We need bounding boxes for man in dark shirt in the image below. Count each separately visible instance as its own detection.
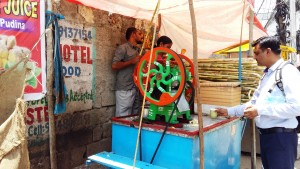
[112,27,143,117]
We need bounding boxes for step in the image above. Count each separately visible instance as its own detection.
[86,151,167,169]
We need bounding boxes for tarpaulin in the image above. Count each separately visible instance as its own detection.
[67,0,267,58]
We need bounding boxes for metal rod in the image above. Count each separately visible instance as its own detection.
[289,0,297,64]
[249,5,257,169]
[251,119,257,169]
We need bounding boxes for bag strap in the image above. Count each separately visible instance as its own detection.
[268,61,291,96]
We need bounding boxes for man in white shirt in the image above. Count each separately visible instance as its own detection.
[216,36,300,169]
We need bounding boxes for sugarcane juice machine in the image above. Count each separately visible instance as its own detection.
[134,47,195,124]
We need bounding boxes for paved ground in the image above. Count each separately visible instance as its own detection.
[240,153,262,169]
[241,153,300,169]
[240,134,300,169]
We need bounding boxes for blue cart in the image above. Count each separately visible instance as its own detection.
[87,115,243,169]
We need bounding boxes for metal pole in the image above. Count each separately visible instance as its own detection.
[249,6,257,169]
[276,0,287,45]
[187,0,203,168]
[46,0,57,168]
[249,10,254,58]
[290,0,297,64]
[290,0,296,49]
[250,120,256,169]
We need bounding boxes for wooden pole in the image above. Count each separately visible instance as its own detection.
[249,6,257,169]
[187,0,204,168]
[46,1,57,168]
[47,25,58,169]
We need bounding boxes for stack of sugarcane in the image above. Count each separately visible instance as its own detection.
[185,58,264,103]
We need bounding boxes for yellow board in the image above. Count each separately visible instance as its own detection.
[214,42,296,61]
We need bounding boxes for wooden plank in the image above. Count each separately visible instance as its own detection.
[200,87,241,93]
[200,97,241,103]
[200,94,241,100]
[200,90,241,97]
[200,99,240,106]
[199,82,241,87]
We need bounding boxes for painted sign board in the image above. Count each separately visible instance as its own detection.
[59,20,95,113]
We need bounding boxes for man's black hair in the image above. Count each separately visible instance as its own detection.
[251,36,281,55]
[126,27,137,41]
[156,36,172,46]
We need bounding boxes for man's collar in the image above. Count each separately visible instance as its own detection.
[127,41,137,48]
[127,41,134,47]
[267,58,284,72]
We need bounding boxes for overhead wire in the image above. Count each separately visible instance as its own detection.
[255,0,265,15]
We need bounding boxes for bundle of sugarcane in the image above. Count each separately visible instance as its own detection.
[184,58,264,103]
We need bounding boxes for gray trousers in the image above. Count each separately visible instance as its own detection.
[115,88,140,117]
